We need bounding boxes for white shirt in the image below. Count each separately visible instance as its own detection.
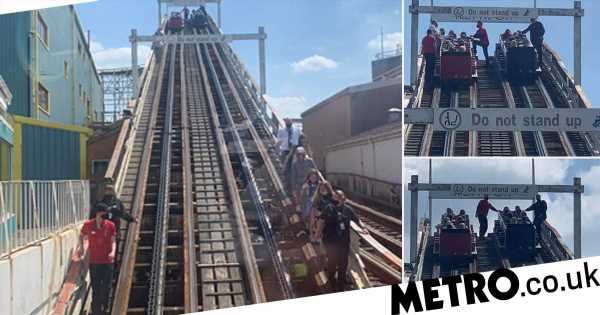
[277,125,300,151]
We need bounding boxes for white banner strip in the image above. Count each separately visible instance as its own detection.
[0,0,97,15]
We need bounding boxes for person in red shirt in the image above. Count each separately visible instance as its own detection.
[472,21,490,64]
[421,29,437,86]
[78,203,116,315]
[475,194,498,238]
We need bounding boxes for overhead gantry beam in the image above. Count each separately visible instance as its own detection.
[130,28,267,98]
[409,1,584,86]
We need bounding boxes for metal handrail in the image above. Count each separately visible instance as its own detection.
[0,180,90,257]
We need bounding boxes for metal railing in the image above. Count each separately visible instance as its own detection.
[0,180,90,257]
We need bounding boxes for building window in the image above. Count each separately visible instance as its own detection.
[79,84,82,100]
[37,14,49,47]
[64,61,68,79]
[78,42,82,55]
[37,83,49,113]
[92,160,109,177]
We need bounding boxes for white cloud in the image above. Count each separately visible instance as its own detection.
[291,55,339,73]
[90,40,152,69]
[368,32,402,53]
[264,95,308,118]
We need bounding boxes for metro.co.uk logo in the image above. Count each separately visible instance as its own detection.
[392,262,600,314]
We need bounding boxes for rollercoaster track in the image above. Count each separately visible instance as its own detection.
[344,202,402,286]
[185,40,265,311]
[475,61,517,156]
[111,41,171,315]
[111,36,271,314]
[405,85,434,156]
[200,38,296,301]
[106,15,404,314]
[405,48,596,156]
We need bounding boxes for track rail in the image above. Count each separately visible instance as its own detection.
[405,49,596,156]
[106,13,403,314]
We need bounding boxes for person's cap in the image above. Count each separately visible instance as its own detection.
[296,147,306,154]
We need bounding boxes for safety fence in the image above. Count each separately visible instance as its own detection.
[0,180,90,257]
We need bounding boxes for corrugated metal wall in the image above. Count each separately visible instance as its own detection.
[0,12,31,117]
[21,124,80,180]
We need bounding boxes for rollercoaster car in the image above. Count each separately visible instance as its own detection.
[433,213,477,262]
[438,35,477,86]
[166,13,184,34]
[495,31,538,84]
[494,210,536,258]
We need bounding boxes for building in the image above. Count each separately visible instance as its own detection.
[372,51,402,81]
[301,76,401,170]
[325,119,402,212]
[0,76,14,180]
[0,6,103,180]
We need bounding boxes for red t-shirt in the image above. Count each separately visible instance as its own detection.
[475,28,489,46]
[81,219,116,264]
[476,200,494,217]
[422,35,436,54]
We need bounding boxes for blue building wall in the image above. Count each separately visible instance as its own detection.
[0,6,101,180]
[0,12,32,118]
[0,6,103,127]
[21,124,81,180]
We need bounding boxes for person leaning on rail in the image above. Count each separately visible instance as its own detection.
[522,17,546,68]
[525,194,548,245]
[315,190,369,292]
[78,203,116,315]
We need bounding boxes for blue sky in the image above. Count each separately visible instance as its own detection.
[404,0,600,107]
[75,0,401,118]
[404,158,600,260]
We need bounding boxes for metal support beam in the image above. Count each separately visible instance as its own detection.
[410,0,419,86]
[133,29,268,96]
[131,29,139,100]
[574,1,582,85]
[574,177,582,258]
[410,1,585,86]
[409,172,584,262]
[218,1,222,28]
[158,0,162,27]
[409,175,419,264]
[136,33,266,44]
[258,26,266,96]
